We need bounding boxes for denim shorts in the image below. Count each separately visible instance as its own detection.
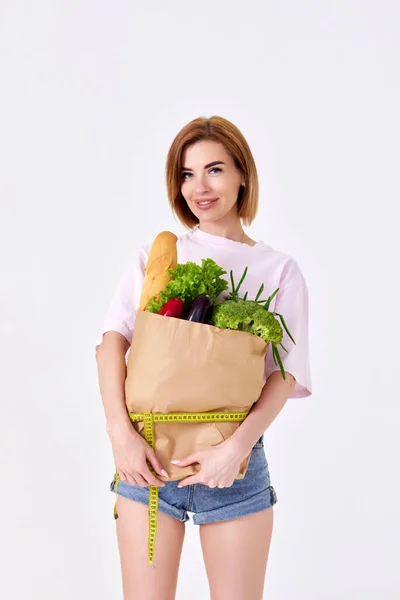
[109,436,277,525]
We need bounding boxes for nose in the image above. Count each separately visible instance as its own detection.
[194,174,211,193]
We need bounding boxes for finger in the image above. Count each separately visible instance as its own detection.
[171,453,199,468]
[125,473,138,486]
[177,474,202,488]
[118,470,127,483]
[146,451,169,478]
[135,473,148,487]
[143,468,166,487]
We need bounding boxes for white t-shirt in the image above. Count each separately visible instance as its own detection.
[96,226,312,399]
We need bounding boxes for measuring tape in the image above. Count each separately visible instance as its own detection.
[112,410,249,566]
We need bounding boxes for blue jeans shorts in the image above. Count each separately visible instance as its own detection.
[109,436,277,525]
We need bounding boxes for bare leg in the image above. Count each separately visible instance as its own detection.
[199,507,274,600]
[115,495,186,600]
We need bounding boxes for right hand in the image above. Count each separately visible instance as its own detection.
[107,423,168,487]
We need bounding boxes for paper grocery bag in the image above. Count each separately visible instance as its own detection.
[125,309,268,482]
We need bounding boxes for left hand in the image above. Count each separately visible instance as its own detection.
[172,440,245,489]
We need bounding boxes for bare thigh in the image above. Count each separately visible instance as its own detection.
[115,495,186,600]
[199,507,274,600]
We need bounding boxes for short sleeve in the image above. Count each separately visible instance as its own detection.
[95,246,148,352]
[263,281,312,398]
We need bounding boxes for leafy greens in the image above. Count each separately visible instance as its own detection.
[146,258,229,314]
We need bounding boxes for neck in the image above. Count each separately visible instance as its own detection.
[197,219,245,244]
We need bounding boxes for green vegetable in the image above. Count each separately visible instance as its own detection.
[146,258,229,314]
[211,301,283,345]
[211,267,296,381]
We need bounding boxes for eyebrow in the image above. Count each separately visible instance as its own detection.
[181,160,225,171]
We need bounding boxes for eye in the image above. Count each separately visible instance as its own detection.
[181,167,222,180]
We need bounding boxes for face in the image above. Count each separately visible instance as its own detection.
[180,140,245,225]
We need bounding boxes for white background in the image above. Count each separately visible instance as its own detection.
[1,1,399,598]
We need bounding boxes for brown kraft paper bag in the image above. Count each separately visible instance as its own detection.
[125,309,269,482]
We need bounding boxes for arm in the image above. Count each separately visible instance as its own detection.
[227,371,296,460]
[174,371,296,488]
[95,331,132,436]
[96,331,168,484]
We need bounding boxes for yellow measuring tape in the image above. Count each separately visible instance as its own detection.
[112,410,249,566]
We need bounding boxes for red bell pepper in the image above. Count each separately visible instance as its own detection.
[158,298,185,319]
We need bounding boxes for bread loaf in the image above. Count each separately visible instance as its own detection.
[139,231,178,310]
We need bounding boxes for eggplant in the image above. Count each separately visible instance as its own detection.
[186,294,213,324]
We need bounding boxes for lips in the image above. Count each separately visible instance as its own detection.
[195,198,218,207]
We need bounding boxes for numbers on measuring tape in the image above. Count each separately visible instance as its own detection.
[129,411,249,424]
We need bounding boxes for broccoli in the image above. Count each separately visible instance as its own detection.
[211,300,283,345]
[211,267,296,381]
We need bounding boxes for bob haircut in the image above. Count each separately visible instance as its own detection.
[165,115,259,230]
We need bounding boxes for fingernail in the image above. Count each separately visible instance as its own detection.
[171,460,180,464]
[161,469,169,477]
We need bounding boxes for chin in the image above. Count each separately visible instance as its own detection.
[200,210,236,226]
[196,212,220,222]
[189,200,237,224]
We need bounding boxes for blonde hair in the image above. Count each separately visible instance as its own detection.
[165,116,259,229]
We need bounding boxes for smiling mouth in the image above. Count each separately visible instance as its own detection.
[196,199,218,206]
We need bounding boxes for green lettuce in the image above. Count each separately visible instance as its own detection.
[146,258,229,314]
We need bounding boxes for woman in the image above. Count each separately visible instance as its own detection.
[95,115,312,599]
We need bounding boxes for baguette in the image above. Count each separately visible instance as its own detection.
[139,231,178,310]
